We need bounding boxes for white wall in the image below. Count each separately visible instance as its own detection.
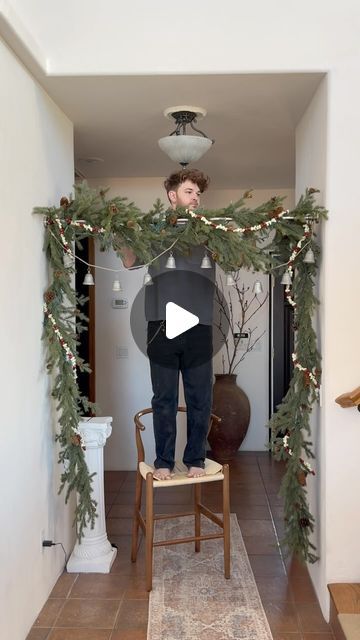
[4,0,359,75]
[0,38,75,639]
[90,177,294,468]
[323,68,360,594]
[2,0,360,626]
[296,69,360,619]
[295,77,329,615]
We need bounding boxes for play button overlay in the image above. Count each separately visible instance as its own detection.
[165,302,199,339]
[129,270,230,369]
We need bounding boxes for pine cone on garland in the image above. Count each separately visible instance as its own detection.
[299,517,310,528]
[71,434,82,447]
[44,290,55,303]
[167,214,178,226]
[60,196,70,209]
[297,470,307,486]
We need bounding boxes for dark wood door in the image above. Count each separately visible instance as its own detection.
[269,274,294,417]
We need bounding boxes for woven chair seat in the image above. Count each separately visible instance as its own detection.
[139,458,224,487]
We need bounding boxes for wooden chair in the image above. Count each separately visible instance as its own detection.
[131,406,230,591]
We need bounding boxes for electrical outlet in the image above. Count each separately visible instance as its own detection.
[40,529,45,553]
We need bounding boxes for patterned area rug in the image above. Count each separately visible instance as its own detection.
[148,514,273,640]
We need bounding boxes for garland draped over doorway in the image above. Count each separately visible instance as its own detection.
[35,181,326,561]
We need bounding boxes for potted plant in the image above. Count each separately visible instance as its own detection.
[208,272,269,461]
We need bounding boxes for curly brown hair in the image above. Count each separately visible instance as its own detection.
[164,169,210,194]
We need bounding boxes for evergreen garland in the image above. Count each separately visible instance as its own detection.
[34,181,327,557]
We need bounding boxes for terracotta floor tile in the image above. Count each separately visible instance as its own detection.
[233,504,271,519]
[285,556,310,578]
[232,493,270,506]
[113,493,136,505]
[107,518,134,536]
[231,477,266,489]
[30,460,331,640]
[243,535,279,555]
[152,504,193,515]
[262,601,300,633]
[256,576,293,602]
[123,575,149,599]
[154,488,193,504]
[267,493,284,506]
[238,519,275,537]
[248,554,286,577]
[271,505,285,519]
[50,573,78,598]
[70,574,128,599]
[107,504,135,518]
[104,471,127,492]
[272,634,302,639]
[230,484,267,496]
[110,630,147,640]
[34,599,66,627]
[114,599,148,630]
[297,602,332,633]
[48,630,112,639]
[290,577,318,602]
[26,629,51,640]
[110,553,145,577]
[106,536,134,552]
[302,634,335,639]
[55,599,120,629]
[231,470,263,481]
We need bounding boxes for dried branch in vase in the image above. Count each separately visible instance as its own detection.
[214,272,269,375]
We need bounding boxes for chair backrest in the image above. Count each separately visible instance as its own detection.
[133,406,221,464]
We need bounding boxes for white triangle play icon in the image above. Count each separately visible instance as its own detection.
[165,302,199,339]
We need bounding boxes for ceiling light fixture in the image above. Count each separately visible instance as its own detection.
[158,105,214,167]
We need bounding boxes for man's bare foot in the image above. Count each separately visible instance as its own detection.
[153,468,173,480]
[187,466,206,478]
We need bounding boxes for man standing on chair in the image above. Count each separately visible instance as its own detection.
[121,169,215,481]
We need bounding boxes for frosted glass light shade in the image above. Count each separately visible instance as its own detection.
[158,135,213,164]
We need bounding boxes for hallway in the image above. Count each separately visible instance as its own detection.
[27,453,334,639]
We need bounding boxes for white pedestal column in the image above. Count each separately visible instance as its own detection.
[67,416,117,573]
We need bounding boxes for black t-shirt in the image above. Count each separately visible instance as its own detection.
[145,246,215,325]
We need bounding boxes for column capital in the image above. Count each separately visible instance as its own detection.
[78,416,112,448]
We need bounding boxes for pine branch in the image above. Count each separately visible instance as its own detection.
[35,181,327,559]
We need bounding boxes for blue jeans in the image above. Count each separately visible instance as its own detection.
[147,322,213,470]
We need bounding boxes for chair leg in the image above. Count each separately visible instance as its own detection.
[194,483,201,552]
[131,468,143,562]
[145,472,154,591]
[222,464,231,579]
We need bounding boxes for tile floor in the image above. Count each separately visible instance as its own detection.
[27,452,335,640]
